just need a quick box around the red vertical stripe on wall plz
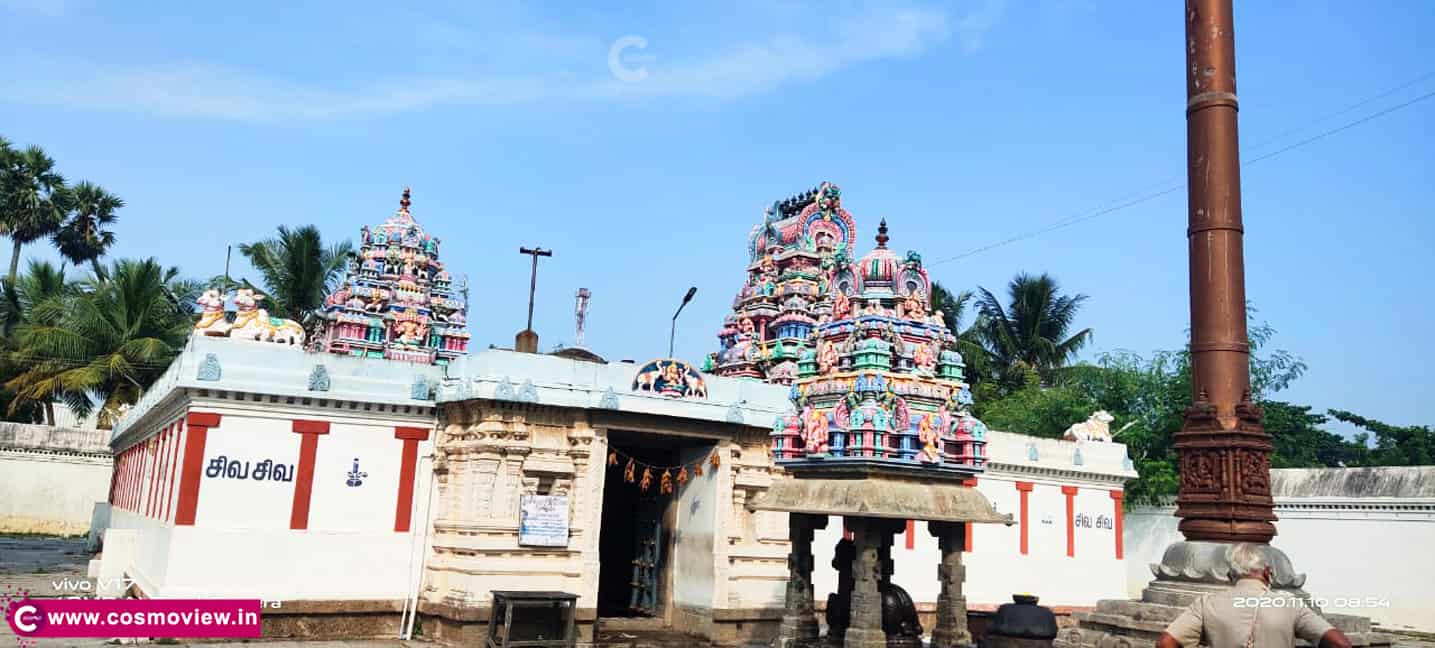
[393,427,430,532]
[174,412,221,526]
[164,421,183,522]
[1015,481,1034,555]
[159,425,175,514]
[120,452,131,509]
[1062,485,1078,558]
[133,446,143,511]
[128,449,138,510]
[147,429,164,517]
[134,444,147,510]
[1110,490,1124,559]
[904,520,915,550]
[290,420,331,530]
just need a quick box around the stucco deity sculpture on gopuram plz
[705,181,858,384]
[768,216,988,473]
[313,187,471,365]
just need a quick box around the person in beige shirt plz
[1158,543,1352,648]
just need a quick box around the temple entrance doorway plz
[597,429,717,626]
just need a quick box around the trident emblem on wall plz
[346,458,368,487]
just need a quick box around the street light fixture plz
[669,287,698,358]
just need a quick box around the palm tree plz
[976,272,1093,388]
[930,281,990,385]
[235,225,352,333]
[6,258,197,427]
[0,260,74,423]
[54,181,122,277]
[0,144,68,282]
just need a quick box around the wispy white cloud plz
[4,4,996,121]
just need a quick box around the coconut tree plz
[54,181,122,278]
[976,272,1093,389]
[0,260,74,423]
[930,281,990,386]
[6,258,198,426]
[234,225,352,333]
[0,144,68,282]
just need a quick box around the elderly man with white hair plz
[1157,543,1352,648]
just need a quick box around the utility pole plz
[1173,0,1277,544]
[516,247,552,353]
[574,288,591,349]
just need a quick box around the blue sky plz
[2,1,1432,432]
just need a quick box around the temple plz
[314,188,470,364]
[772,218,982,472]
[707,182,858,383]
[750,197,1001,648]
[90,183,1138,647]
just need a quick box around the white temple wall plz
[101,393,436,603]
[812,431,1135,610]
[812,475,1128,610]
[0,423,113,536]
[1127,499,1435,634]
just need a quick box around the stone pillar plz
[843,517,888,648]
[778,513,828,648]
[929,521,970,648]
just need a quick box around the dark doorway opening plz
[596,429,712,619]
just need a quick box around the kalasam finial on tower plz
[400,186,412,213]
[876,218,889,249]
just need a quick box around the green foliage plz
[233,225,352,332]
[4,258,198,426]
[1328,409,1434,466]
[0,141,68,281]
[1263,402,1368,468]
[974,272,1093,391]
[972,308,1321,507]
[54,181,123,276]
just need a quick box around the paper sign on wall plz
[519,494,570,547]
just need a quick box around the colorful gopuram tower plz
[315,188,470,365]
[706,181,858,384]
[771,218,987,471]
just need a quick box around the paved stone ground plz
[0,535,94,599]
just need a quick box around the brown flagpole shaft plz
[1173,0,1276,544]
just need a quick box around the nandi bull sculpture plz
[193,288,305,347]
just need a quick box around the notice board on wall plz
[518,494,570,547]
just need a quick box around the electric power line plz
[928,78,1435,267]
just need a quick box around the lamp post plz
[669,287,697,359]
